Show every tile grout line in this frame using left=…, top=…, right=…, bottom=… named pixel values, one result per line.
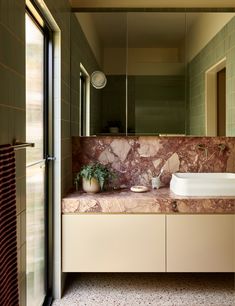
left=0, top=20, right=24, bottom=45
left=0, top=62, right=25, bottom=79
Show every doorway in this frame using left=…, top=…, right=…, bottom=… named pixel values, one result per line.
left=217, top=68, right=226, bottom=136
left=205, top=58, right=226, bottom=136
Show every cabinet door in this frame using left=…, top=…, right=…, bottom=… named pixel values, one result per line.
left=167, top=215, right=235, bottom=272
left=62, top=214, right=165, bottom=272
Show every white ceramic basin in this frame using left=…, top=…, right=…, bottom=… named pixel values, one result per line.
left=170, top=173, right=235, bottom=196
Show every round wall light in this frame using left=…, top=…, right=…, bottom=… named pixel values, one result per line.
left=91, top=71, right=107, bottom=89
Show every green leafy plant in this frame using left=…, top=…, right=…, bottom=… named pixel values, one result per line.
left=74, top=163, right=115, bottom=191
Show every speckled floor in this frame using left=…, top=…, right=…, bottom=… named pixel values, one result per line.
left=53, top=273, right=235, bottom=306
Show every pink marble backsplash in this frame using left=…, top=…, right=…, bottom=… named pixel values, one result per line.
left=72, top=136, right=235, bottom=189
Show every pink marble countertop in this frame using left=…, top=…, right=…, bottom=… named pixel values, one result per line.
left=62, top=188, right=235, bottom=214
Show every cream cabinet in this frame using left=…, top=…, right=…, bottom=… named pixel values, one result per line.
left=62, top=214, right=165, bottom=272
left=167, top=215, right=235, bottom=272
left=62, top=214, right=235, bottom=273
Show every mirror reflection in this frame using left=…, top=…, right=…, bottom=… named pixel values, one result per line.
left=127, top=13, right=186, bottom=135
left=74, top=13, right=127, bottom=136
left=73, top=12, right=235, bottom=136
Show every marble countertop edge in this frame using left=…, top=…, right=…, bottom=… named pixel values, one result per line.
left=62, top=188, right=235, bottom=214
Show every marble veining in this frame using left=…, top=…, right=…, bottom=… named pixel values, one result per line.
left=72, top=136, right=235, bottom=189
left=69, top=136, right=235, bottom=214
left=62, top=188, right=235, bottom=214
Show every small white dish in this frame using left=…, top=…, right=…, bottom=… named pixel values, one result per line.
left=130, top=186, right=149, bottom=193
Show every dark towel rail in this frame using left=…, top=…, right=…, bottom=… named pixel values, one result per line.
left=12, top=141, right=35, bottom=150
left=0, top=141, right=35, bottom=151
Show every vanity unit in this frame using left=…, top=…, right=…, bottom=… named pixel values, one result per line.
left=62, top=188, right=235, bottom=273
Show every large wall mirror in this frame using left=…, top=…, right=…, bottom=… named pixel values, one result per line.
left=71, top=11, right=235, bottom=136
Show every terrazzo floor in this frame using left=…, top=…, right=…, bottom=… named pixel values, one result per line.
left=53, top=273, right=235, bottom=306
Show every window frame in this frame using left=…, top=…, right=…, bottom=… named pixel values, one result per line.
left=80, top=64, right=90, bottom=136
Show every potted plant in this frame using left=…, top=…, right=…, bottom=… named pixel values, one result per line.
left=74, top=163, right=115, bottom=193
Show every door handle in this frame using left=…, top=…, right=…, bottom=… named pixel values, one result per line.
left=46, top=155, right=56, bottom=162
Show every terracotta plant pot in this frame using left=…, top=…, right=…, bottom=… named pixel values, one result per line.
left=82, top=178, right=100, bottom=193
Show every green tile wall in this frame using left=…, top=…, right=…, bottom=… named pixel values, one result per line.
left=132, top=75, right=185, bottom=134
left=0, top=1, right=27, bottom=304
left=188, top=16, right=235, bottom=136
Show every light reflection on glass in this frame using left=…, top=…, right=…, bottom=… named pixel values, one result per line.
left=26, top=165, right=45, bottom=306
left=26, top=14, right=44, bottom=166
left=26, top=13, right=46, bottom=306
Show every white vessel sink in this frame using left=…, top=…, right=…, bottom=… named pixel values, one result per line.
left=170, top=173, right=235, bottom=196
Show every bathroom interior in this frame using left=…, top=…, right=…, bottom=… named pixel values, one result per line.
left=0, top=0, right=235, bottom=305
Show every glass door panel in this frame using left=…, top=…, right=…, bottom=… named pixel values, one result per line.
left=26, top=12, right=47, bottom=306
left=26, top=164, right=46, bottom=306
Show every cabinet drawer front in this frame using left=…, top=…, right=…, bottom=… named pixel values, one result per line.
left=167, top=215, right=235, bottom=272
left=62, top=214, right=165, bottom=272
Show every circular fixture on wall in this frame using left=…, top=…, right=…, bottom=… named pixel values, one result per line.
left=91, top=71, right=107, bottom=89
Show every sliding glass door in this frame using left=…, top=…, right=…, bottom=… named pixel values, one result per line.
left=26, top=8, right=52, bottom=306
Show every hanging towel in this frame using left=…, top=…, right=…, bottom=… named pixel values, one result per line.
left=0, top=144, right=19, bottom=306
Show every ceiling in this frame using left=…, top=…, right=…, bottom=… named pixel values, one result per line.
left=71, top=0, right=235, bottom=9
left=76, top=13, right=199, bottom=48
